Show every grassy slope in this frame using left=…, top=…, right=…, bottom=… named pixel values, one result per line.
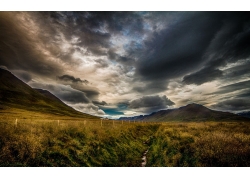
left=0, top=68, right=98, bottom=119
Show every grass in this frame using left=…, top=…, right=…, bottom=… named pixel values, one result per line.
left=0, top=108, right=159, bottom=167
left=1, top=108, right=250, bottom=167
left=146, top=122, right=250, bottom=167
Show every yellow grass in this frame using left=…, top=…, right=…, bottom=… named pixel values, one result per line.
left=1, top=108, right=250, bottom=166
left=0, top=108, right=159, bottom=166
left=147, top=122, right=250, bottom=166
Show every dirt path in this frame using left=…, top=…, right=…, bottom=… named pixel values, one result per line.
left=141, top=136, right=153, bottom=167
left=141, top=148, right=149, bottom=167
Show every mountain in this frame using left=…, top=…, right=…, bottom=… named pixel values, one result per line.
left=237, top=111, right=250, bottom=119
left=0, top=68, right=97, bottom=119
left=119, top=103, right=249, bottom=122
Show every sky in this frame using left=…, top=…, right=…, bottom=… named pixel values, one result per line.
left=0, top=11, right=250, bottom=118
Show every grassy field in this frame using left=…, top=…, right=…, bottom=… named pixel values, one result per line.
left=1, top=109, right=250, bottom=167
left=147, top=122, right=250, bottom=167
left=0, top=108, right=159, bottom=167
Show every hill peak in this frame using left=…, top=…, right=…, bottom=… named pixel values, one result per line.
left=179, top=103, right=211, bottom=113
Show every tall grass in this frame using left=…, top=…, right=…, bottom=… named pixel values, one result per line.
left=0, top=117, right=159, bottom=167
left=1, top=108, right=250, bottom=167
left=146, top=122, right=250, bottom=167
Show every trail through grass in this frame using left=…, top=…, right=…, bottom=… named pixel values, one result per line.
left=1, top=109, right=250, bottom=167
left=0, top=117, right=159, bottom=167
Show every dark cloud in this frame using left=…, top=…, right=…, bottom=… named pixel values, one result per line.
left=182, top=57, right=226, bottom=85
left=210, top=13, right=250, bottom=55
left=223, top=60, right=250, bottom=81
left=183, top=12, right=250, bottom=85
left=57, top=74, right=99, bottom=100
left=129, top=95, right=174, bottom=109
left=57, top=90, right=90, bottom=103
left=37, top=12, right=144, bottom=58
left=236, top=89, right=250, bottom=99
left=212, top=98, right=250, bottom=111
left=92, top=100, right=107, bottom=106
left=79, top=12, right=144, bottom=36
left=107, top=49, right=135, bottom=67
left=133, top=80, right=169, bottom=94
left=131, top=12, right=250, bottom=92
left=69, top=84, right=99, bottom=100
left=183, top=68, right=223, bottom=85
left=1, top=11, right=250, bottom=115
left=136, top=12, right=223, bottom=82
left=12, top=70, right=32, bottom=83
left=0, top=12, right=64, bottom=78
left=58, top=74, right=89, bottom=84
left=208, top=80, right=250, bottom=95
left=107, top=49, right=118, bottom=60
left=29, top=82, right=90, bottom=104
left=71, top=103, right=105, bottom=116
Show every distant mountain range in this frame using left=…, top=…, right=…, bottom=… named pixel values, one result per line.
left=0, top=68, right=97, bottom=119
left=119, top=103, right=249, bottom=122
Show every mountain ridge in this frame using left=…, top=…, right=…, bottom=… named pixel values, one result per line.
left=119, top=103, right=249, bottom=122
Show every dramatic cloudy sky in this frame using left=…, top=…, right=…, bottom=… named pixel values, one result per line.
left=1, top=12, right=250, bottom=118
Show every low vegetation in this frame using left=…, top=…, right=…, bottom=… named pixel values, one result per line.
left=147, top=122, right=250, bottom=167
left=1, top=108, right=250, bottom=167
left=0, top=109, right=159, bottom=167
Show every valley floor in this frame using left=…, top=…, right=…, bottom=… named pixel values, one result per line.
left=0, top=109, right=250, bottom=167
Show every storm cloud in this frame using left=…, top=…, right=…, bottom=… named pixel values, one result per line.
left=92, top=100, right=108, bottom=106
left=12, top=70, right=32, bottom=83
left=208, top=80, right=250, bottom=95
left=57, top=74, right=100, bottom=100
left=1, top=11, right=250, bottom=117
left=135, top=12, right=223, bottom=82
left=29, top=82, right=90, bottom=103
left=58, top=74, right=89, bottom=84
left=212, top=98, right=250, bottom=112
left=128, top=95, right=174, bottom=113
left=0, top=12, right=64, bottom=78
left=70, top=103, right=105, bottom=115
left=183, top=67, right=223, bottom=85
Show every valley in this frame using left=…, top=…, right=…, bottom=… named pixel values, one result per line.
left=1, top=68, right=250, bottom=167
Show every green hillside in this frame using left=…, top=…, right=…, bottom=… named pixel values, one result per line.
left=0, top=68, right=98, bottom=119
